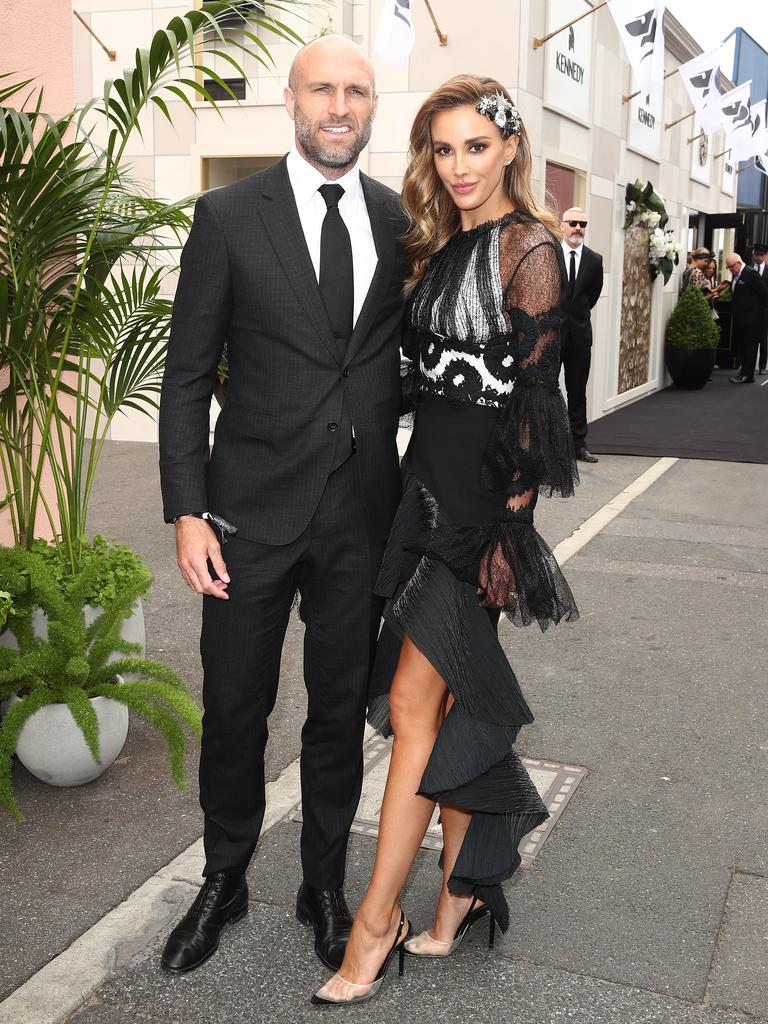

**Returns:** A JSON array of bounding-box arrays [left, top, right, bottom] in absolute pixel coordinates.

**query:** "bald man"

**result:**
[[725, 252, 768, 383], [559, 208, 603, 462], [159, 35, 408, 973]]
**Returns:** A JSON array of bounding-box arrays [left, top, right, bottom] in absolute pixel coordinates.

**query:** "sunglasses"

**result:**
[[565, 220, 587, 228]]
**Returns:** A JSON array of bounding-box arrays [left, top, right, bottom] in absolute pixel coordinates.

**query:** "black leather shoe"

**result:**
[[160, 871, 248, 973], [296, 882, 353, 970], [729, 375, 754, 383], [576, 447, 599, 463]]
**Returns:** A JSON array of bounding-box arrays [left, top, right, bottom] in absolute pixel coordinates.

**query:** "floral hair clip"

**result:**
[[475, 92, 522, 139]]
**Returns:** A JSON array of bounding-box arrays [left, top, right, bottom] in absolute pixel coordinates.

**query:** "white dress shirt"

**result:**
[[561, 240, 584, 282], [286, 147, 378, 326]]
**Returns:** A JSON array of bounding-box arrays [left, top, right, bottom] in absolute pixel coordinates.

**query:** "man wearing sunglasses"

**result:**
[[559, 207, 604, 463]]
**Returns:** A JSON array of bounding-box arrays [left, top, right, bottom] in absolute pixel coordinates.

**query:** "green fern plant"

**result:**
[[0, 546, 202, 821], [665, 284, 720, 349]]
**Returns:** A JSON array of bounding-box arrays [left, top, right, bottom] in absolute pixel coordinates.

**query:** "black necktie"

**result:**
[[568, 249, 576, 297], [318, 183, 353, 358]]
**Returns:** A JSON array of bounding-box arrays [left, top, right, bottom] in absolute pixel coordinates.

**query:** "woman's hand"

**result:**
[[479, 543, 517, 608]]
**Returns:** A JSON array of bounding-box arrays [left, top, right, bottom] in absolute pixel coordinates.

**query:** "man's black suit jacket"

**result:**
[[559, 244, 604, 349], [159, 156, 409, 545], [731, 265, 768, 334]]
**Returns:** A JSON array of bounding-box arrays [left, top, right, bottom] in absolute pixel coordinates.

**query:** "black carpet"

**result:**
[[587, 369, 768, 463]]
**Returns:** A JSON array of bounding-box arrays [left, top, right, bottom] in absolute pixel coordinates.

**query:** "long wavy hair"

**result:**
[[401, 74, 559, 291]]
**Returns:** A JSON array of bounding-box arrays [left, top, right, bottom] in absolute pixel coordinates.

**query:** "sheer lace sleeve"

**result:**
[[472, 223, 578, 626], [481, 227, 578, 501]]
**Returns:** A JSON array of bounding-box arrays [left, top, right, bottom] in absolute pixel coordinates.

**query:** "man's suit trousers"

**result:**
[[199, 453, 385, 889], [560, 335, 591, 450]]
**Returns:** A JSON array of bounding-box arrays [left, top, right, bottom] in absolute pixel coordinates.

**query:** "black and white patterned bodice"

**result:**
[[407, 212, 559, 409]]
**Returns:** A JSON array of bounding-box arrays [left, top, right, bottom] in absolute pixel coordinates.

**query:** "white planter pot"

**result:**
[[0, 599, 146, 660], [10, 687, 129, 787]]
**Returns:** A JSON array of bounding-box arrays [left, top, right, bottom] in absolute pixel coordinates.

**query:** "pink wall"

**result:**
[[1, 2, 75, 544], [0, 0, 74, 119]]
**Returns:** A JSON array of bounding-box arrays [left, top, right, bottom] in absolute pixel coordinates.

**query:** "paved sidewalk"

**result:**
[[1, 443, 766, 1023]]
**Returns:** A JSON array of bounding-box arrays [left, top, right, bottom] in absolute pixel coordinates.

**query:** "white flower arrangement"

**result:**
[[624, 179, 680, 285]]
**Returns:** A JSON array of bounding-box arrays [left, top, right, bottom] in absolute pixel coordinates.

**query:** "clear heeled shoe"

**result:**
[[311, 910, 412, 1006], [404, 897, 495, 957]]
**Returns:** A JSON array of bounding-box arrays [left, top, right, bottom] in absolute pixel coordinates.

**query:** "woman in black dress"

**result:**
[[313, 74, 579, 1006]]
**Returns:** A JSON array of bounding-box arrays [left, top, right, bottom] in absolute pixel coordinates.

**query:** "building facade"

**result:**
[[68, 0, 739, 442]]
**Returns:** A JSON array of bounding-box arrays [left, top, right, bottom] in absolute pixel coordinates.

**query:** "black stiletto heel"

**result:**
[[488, 914, 496, 949]]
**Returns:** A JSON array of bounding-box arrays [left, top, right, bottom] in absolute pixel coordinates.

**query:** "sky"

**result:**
[[666, 0, 768, 59]]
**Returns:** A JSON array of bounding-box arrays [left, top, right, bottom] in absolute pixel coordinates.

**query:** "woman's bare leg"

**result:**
[[430, 803, 478, 940], [407, 688, 480, 950], [315, 636, 448, 998]]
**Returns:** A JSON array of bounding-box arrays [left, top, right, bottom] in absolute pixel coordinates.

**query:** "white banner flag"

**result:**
[[678, 47, 725, 135], [756, 154, 768, 177], [374, 0, 415, 67], [748, 100, 768, 158], [607, 0, 666, 94], [718, 81, 753, 160]]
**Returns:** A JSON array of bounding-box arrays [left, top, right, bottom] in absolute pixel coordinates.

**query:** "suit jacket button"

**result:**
[[327, 422, 338, 432], [342, 368, 350, 378]]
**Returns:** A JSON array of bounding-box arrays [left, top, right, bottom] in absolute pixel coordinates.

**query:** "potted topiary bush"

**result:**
[[0, 545, 202, 821], [664, 284, 720, 389]]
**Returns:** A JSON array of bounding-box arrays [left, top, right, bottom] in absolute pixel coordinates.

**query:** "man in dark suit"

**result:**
[[559, 207, 604, 463], [158, 35, 408, 974], [726, 252, 768, 383], [752, 243, 768, 375]]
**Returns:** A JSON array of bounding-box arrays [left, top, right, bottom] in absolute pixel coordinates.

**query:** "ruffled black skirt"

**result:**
[[368, 393, 578, 931]]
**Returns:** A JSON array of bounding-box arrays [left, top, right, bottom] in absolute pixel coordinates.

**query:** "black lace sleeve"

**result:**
[[481, 231, 578, 501], [466, 225, 579, 628]]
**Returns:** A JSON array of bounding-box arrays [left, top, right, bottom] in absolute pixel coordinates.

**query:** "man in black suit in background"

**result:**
[[726, 252, 768, 383], [752, 243, 768, 374], [158, 35, 408, 974], [559, 207, 604, 463]]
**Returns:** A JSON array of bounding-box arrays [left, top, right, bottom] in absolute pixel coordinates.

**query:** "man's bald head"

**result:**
[[284, 34, 378, 177], [288, 35, 376, 95]]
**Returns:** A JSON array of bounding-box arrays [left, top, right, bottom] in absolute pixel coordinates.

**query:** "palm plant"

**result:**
[[0, 1, 301, 573]]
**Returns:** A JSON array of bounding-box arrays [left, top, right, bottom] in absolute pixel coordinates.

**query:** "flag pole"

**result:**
[[687, 130, 705, 145], [735, 158, 758, 174], [713, 147, 731, 160], [73, 9, 116, 60], [622, 67, 677, 104], [532, 0, 607, 50], [422, 0, 447, 46], [664, 109, 695, 131]]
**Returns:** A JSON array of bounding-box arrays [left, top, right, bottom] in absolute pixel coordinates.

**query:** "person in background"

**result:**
[[752, 244, 767, 375], [703, 258, 718, 289], [559, 207, 603, 464], [681, 247, 713, 294], [702, 257, 728, 316], [725, 252, 768, 384]]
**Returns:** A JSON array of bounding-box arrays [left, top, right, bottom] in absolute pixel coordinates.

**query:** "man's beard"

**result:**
[[294, 105, 373, 169]]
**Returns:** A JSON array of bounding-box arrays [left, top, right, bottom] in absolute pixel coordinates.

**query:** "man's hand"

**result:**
[[175, 516, 230, 599]]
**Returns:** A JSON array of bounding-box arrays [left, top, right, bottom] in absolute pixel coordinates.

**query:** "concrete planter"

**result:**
[[0, 599, 146, 659], [9, 684, 128, 787]]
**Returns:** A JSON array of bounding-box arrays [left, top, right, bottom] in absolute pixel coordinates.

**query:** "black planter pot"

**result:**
[[665, 345, 717, 389]]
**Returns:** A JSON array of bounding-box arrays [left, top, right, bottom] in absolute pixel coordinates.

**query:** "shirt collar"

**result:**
[[562, 240, 583, 257], [286, 146, 362, 211]]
